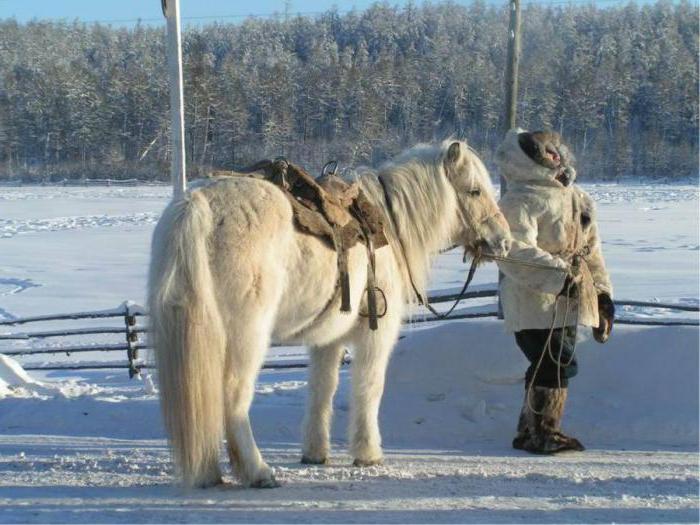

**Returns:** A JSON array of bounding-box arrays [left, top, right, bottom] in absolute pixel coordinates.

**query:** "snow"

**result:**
[[0, 182, 697, 523], [383, 321, 698, 449], [0, 354, 35, 396]]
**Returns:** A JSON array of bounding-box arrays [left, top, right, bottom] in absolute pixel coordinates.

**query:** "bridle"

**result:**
[[376, 162, 495, 319]]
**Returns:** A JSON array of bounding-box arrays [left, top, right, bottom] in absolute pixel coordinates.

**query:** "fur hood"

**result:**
[[496, 129, 576, 188]]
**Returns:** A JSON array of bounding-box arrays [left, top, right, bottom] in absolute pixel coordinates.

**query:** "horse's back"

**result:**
[[195, 176, 294, 241], [190, 177, 297, 305]]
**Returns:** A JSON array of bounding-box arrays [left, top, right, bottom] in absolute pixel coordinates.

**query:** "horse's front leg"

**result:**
[[348, 312, 402, 466], [301, 344, 345, 464]]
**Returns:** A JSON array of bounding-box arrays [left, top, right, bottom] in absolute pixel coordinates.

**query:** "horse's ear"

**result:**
[[447, 142, 462, 164]]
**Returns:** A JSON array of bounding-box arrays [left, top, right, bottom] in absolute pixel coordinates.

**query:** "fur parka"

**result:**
[[495, 129, 613, 332]]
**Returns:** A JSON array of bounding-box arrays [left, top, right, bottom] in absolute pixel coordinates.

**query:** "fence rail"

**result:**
[[1, 290, 697, 374]]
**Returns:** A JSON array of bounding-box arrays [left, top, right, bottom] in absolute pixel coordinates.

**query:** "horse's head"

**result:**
[[442, 141, 511, 259]]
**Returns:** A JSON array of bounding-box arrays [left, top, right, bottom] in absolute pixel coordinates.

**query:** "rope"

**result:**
[[484, 253, 570, 273], [523, 262, 582, 415], [524, 284, 571, 414]]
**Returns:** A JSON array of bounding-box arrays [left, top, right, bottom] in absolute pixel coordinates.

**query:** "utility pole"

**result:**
[[502, 0, 521, 194], [162, 0, 187, 199], [499, 0, 521, 318]]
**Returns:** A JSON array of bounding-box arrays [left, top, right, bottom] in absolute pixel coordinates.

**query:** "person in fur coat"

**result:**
[[495, 129, 615, 454]]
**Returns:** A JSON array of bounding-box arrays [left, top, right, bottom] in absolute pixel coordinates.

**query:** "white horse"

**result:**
[[148, 140, 511, 489]]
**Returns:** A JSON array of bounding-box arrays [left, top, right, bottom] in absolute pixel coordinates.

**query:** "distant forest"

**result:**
[[0, 1, 697, 182]]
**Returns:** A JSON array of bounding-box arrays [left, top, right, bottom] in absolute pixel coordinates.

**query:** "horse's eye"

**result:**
[[469, 189, 481, 197]]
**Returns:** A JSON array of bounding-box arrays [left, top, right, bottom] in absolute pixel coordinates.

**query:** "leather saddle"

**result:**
[[210, 159, 388, 329]]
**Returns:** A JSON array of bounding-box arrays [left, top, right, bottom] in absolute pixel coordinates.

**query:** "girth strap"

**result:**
[[333, 225, 352, 312]]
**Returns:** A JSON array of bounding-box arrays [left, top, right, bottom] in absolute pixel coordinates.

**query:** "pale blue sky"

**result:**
[[0, 0, 468, 24], [0, 0, 654, 25]]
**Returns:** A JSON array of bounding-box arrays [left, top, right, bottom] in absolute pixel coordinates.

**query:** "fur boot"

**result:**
[[512, 393, 529, 450], [520, 386, 584, 454]]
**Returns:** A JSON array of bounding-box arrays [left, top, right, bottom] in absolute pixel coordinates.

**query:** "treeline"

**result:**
[[0, 1, 697, 182]]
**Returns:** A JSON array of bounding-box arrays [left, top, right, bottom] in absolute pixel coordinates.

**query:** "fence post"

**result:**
[[503, 0, 522, 139], [124, 304, 139, 378]]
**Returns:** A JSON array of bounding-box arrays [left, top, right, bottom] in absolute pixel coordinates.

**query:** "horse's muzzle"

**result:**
[[481, 237, 511, 258]]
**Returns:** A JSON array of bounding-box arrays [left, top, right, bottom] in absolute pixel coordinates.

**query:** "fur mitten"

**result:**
[[593, 293, 614, 343]]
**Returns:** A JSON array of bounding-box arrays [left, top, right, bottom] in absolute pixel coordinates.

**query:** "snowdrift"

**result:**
[[380, 320, 699, 450], [0, 354, 35, 396], [0, 320, 696, 452]]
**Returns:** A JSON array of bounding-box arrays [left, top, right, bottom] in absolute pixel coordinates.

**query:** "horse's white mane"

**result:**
[[354, 140, 493, 301]]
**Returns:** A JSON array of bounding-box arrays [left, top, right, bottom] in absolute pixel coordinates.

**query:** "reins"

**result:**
[[377, 173, 483, 320], [427, 251, 481, 320], [377, 169, 562, 322], [375, 171, 587, 405], [377, 162, 591, 418]]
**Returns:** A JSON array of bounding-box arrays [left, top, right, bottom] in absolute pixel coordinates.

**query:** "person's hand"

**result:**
[[559, 272, 581, 298], [593, 293, 615, 343]]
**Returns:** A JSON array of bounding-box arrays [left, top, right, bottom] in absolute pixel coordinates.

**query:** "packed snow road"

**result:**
[[0, 436, 696, 524]]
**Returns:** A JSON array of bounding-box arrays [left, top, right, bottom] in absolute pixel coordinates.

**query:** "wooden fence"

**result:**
[[0, 290, 697, 375]]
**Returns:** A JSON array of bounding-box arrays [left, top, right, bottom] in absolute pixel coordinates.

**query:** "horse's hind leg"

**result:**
[[223, 312, 279, 488], [301, 344, 345, 464]]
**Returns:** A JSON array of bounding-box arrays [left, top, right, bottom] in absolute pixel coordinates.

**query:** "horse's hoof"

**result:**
[[352, 457, 383, 467], [250, 476, 281, 489], [301, 455, 327, 465], [195, 476, 223, 489]]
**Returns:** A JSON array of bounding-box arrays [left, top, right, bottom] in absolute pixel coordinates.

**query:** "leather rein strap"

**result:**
[[377, 174, 481, 320]]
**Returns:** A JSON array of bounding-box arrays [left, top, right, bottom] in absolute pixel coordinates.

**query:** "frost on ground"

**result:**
[[0, 183, 698, 523]]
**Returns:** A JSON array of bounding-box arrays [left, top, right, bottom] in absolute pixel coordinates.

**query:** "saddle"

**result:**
[[210, 159, 388, 329]]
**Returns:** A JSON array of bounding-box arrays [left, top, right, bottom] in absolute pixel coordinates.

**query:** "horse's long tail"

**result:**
[[148, 190, 226, 487]]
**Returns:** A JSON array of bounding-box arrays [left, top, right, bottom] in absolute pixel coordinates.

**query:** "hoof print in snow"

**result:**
[[460, 399, 487, 422]]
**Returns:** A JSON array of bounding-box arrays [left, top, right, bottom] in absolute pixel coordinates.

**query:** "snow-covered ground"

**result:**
[[0, 182, 698, 523]]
